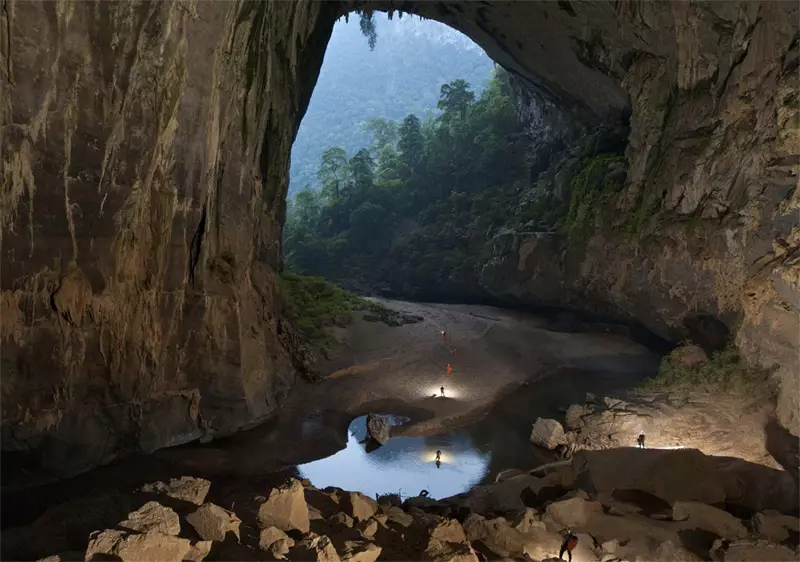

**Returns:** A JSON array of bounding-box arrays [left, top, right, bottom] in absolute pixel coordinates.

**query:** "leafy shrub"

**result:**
[[640, 344, 776, 397]]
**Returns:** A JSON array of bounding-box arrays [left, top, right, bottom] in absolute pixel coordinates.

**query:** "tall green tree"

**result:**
[[438, 79, 475, 119], [362, 118, 398, 154], [398, 114, 424, 169], [349, 148, 375, 193], [318, 147, 350, 200]]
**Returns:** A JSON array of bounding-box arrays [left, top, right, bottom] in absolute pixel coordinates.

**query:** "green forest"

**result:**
[[290, 15, 494, 193], [285, 69, 532, 298]]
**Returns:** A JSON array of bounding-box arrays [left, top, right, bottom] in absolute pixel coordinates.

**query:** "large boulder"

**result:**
[[259, 527, 295, 560], [671, 501, 747, 540], [571, 448, 726, 505], [258, 479, 311, 533], [342, 492, 378, 522], [672, 344, 708, 366], [291, 534, 340, 562], [366, 414, 391, 445], [424, 538, 479, 562], [543, 497, 604, 529], [141, 477, 211, 506], [709, 539, 798, 561], [185, 503, 242, 542], [530, 418, 567, 450], [752, 511, 800, 543], [339, 540, 381, 562], [462, 515, 530, 557], [429, 519, 468, 544], [118, 501, 181, 536], [85, 529, 191, 562]]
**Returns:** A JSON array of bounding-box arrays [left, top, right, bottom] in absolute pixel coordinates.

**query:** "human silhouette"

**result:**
[[446, 364, 452, 375], [436, 460, 441, 469], [637, 431, 646, 448], [435, 449, 442, 461], [440, 385, 445, 397]]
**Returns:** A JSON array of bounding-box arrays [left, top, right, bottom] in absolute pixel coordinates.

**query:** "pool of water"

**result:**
[[298, 415, 491, 500]]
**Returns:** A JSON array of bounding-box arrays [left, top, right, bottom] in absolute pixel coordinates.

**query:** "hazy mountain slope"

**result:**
[[290, 15, 494, 193]]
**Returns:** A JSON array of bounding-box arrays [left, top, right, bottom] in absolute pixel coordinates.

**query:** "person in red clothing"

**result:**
[[446, 363, 452, 375], [559, 531, 579, 562]]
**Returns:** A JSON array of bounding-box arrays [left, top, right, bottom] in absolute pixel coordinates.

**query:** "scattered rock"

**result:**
[[462, 514, 530, 557], [654, 540, 701, 561], [292, 533, 340, 562], [141, 476, 211, 506], [530, 418, 567, 450], [330, 512, 355, 528], [385, 506, 413, 527], [309, 506, 325, 520], [601, 539, 619, 553], [185, 540, 213, 562], [85, 529, 190, 562], [118, 501, 181, 536], [565, 404, 592, 430], [356, 518, 378, 537], [752, 511, 800, 543], [429, 519, 468, 543], [366, 414, 391, 445], [671, 501, 747, 539], [258, 479, 311, 533], [342, 492, 378, 522], [424, 538, 479, 562], [340, 540, 382, 562], [259, 527, 295, 559], [543, 497, 604, 528], [709, 538, 797, 561], [512, 508, 544, 534], [185, 503, 241, 542]]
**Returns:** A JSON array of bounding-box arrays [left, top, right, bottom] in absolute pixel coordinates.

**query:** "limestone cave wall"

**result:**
[[1, 0, 797, 488]]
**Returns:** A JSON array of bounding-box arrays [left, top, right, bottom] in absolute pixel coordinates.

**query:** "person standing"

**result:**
[[559, 531, 579, 562], [440, 385, 445, 397], [637, 430, 646, 448]]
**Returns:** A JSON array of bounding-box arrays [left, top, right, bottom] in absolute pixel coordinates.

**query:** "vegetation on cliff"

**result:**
[[641, 345, 776, 397]]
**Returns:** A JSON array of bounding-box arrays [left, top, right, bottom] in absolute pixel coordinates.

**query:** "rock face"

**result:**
[[530, 418, 568, 450], [2, 0, 798, 488], [257, 479, 311, 533], [185, 503, 242, 542], [365, 414, 391, 445]]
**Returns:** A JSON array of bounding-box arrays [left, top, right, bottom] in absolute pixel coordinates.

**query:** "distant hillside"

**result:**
[[290, 15, 494, 194]]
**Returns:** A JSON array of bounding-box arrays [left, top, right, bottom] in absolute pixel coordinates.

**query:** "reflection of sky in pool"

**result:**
[[298, 416, 491, 500]]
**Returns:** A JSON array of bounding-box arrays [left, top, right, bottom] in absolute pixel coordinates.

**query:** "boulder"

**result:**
[[543, 497, 604, 528], [329, 512, 355, 528], [671, 501, 747, 539], [709, 538, 798, 561], [258, 479, 310, 533], [141, 477, 211, 506], [356, 518, 379, 537], [291, 534, 340, 562], [673, 344, 708, 367], [565, 404, 592, 430], [259, 527, 295, 559], [530, 418, 567, 450], [366, 414, 391, 445], [512, 509, 545, 534], [118, 501, 181, 536], [385, 506, 413, 527], [185, 541, 213, 562], [600, 539, 619, 553], [655, 540, 701, 561], [342, 492, 378, 522], [424, 538, 479, 562], [185, 503, 241, 542], [85, 529, 191, 562], [752, 511, 800, 543], [340, 540, 382, 562], [429, 519, 468, 543], [571, 448, 726, 505], [462, 514, 530, 557]]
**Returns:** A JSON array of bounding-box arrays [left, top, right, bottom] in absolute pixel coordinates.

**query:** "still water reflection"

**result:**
[[298, 415, 490, 500]]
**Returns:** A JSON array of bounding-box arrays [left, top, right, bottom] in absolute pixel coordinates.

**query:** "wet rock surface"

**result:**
[[3, 449, 797, 562]]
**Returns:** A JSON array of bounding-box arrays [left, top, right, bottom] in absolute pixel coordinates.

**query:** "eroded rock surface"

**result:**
[[2, 0, 798, 489]]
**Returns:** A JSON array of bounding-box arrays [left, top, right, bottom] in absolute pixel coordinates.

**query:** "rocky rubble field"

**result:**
[[4, 447, 798, 562]]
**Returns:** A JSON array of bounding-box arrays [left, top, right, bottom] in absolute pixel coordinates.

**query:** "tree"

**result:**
[[317, 147, 350, 200], [362, 118, 398, 154], [349, 148, 375, 193], [438, 79, 475, 120], [376, 145, 401, 182], [398, 114, 424, 169]]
